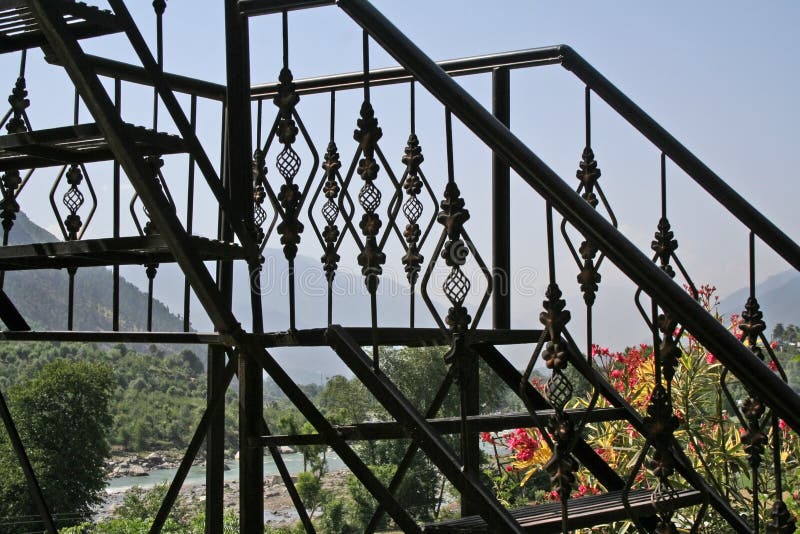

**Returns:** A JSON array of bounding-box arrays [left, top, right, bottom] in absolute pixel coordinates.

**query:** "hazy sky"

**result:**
[[4, 1, 798, 353]]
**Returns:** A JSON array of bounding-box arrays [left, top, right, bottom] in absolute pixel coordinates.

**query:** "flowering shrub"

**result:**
[[485, 285, 800, 530]]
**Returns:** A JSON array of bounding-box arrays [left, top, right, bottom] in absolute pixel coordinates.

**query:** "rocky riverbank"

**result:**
[[106, 450, 206, 478], [106, 448, 296, 478], [100, 469, 349, 527]]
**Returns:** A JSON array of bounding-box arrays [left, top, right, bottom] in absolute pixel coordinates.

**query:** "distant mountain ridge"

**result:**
[[2, 212, 185, 332], [719, 270, 800, 330]]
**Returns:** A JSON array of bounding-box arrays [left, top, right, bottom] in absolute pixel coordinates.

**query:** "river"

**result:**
[[105, 451, 346, 493]]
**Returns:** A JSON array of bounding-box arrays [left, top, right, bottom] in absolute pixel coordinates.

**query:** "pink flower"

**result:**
[[779, 419, 787, 430], [480, 432, 493, 443], [769, 360, 778, 371], [705, 352, 716, 365], [770, 340, 779, 349], [611, 369, 622, 378], [516, 448, 532, 462]]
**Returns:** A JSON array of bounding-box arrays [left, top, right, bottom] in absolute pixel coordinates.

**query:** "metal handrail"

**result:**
[[560, 46, 800, 272], [336, 0, 800, 435], [249, 42, 800, 273]]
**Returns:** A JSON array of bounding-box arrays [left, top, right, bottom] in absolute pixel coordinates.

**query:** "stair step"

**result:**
[[422, 488, 703, 532], [0, 123, 185, 171], [0, 1, 121, 53], [0, 235, 245, 270], [257, 408, 630, 446]]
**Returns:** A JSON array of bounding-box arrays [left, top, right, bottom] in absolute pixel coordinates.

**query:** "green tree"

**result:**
[[114, 482, 193, 527], [296, 471, 326, 518], [0, 359, 115, 531], [381, 346, 509, 416], [318, 375, 373, 424]]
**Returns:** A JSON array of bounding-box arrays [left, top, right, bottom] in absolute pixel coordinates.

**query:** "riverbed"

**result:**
[[106, 451, 346, 493]]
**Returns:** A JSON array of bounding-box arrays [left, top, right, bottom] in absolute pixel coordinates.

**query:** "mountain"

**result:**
[[2, 212, 185, 333], [719, 270, 800, 331]]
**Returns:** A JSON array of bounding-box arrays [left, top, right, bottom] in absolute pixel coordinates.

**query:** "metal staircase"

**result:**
[[0, 0, 796, 533]]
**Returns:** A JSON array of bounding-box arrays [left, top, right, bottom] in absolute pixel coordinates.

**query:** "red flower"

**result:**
[[480, 432, 493, 443], [705, 352, 716, 365]]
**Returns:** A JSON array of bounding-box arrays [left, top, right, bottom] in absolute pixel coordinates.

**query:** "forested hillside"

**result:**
[[0, 342, 222, 452], [2, 212, 185, 332]]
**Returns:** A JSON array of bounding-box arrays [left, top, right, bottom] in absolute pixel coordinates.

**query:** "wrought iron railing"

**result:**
[[0, 0, 797, 532]]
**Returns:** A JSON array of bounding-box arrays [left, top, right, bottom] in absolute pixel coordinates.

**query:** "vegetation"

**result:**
[[267, 345, 521, 531], [4, 300, 797, 531], [485, 287, 800, 532], [0, 359, 115, 532], [0, 342, 220, 452]]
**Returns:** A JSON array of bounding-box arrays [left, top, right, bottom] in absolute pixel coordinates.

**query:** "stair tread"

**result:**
[[0, 235, 245, 270], [0, 0, 121, 53], [0, 123, 185, 171], [422, 488, 703, 532]]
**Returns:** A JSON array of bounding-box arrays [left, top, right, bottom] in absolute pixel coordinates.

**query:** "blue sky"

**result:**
[[4, 1, 798, 351]]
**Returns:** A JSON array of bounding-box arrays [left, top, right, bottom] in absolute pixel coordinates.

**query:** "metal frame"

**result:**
[[0, 1, 794, 533]]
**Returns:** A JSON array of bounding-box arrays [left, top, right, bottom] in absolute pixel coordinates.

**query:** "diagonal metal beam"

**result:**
[[0, 387, 56, 533], [326, 325, 524, 533], [149, 354, 237, 534], [246, 342, 421, 532], [336, 0, 800, 436], [0, 288, 29, 331], [28, 0, 242, 334], [365, 365, 456, 533], [262, 419, 317, 533], [474, 342, 624, 491], [559, 336, 752, 532], [106, 0, 260, 261]]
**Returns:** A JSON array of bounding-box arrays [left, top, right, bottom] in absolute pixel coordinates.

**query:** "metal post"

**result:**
[[206, 92, 230, 534], [224, 1, 264, 532], [460, 351, 480, 518], [492, 67, 510, 330]]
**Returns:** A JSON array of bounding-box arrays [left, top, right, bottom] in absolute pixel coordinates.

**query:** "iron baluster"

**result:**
[[128, 1, 174, 332], [392, 81, 437, 328], [274, 14, 303, 331], [720, 233, 796, 533], [307, 92, 348, 327], [251, 99, 278, 250], [0, 51, 36, 290], [352, 30, 386, 367], [319, 93, 342, 325], [539, 204, 576, 534], [255, 11, 319, 331], [560, 87, 617, 359], [48, 89, 97, 331], [0, 51, 28, 243]]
